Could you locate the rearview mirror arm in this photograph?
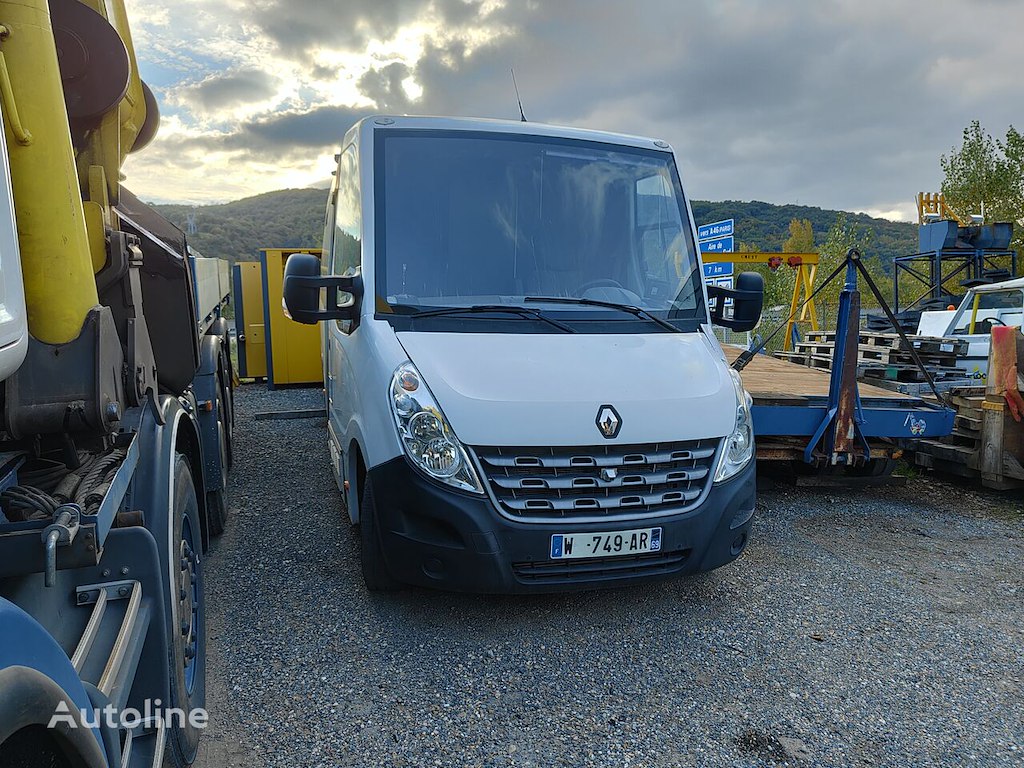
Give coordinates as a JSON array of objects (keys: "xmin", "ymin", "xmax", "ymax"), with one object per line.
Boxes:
[
  {"xmin": 707, "ymin": 284, "xmax": 762, "ymax": 331},
  {"xmin": 283, "ymin": 273, "xmax": 363, "ymax": 321}
]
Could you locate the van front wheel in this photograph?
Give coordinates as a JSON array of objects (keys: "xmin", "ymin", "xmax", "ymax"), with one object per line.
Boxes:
[{"xmin": 359, "ymin": 478, "xmax": 400, "ymax": 592}]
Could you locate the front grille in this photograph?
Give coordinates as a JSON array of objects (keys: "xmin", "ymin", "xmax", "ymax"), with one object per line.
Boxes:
[
  {"xmin": 473, "ymin": 439, "xmax": 718, "ymax": 522},
  {"xmin": 513, "ymin": 549, "xmax": 691, "ymax": 585}
]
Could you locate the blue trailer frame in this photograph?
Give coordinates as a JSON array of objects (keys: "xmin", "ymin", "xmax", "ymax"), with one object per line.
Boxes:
[{"xmin": 739, "ymin": 250, "xmax": 956, "ymax": 464}]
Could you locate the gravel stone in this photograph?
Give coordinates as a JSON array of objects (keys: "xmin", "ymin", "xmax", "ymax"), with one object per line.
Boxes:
[{"xmin": 197, "ymin": 384, "xmax": 1024, "ymax": 768}]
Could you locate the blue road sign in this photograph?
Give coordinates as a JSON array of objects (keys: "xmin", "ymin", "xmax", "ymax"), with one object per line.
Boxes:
[
  {"xmin": 697, "ymin": 219, "xmax": 734, "ymax": 241},
  {"xmin": 699, "ymin": 235, "xmax": 734, "ymax": 254},
  {"xmin": 703, "ymin": 262, "xmax": 734, "ymax": 278}
]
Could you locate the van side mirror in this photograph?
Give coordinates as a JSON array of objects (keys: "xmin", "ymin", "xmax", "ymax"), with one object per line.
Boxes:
[
  {"xmin": 707, "ymin": 271, "xmax": 763, "ymax": 332},
  {"xmin": 282, "ymin": 252, "xmax": 361, "ymax": 324}
]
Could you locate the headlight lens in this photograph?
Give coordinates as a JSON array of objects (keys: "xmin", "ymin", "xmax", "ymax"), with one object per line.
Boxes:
[
  {"xmin": 390, "ymin": 362, "xmax": 483, "ymax": 493},
  {"xmin": 714, "ymin": 368, "xmax": 755, "ymax": 483}
]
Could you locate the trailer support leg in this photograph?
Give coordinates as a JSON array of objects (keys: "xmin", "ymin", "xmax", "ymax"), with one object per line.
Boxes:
[{"xmin": 804, "ymin": 252, "xmax": 871, "ymax": 465}]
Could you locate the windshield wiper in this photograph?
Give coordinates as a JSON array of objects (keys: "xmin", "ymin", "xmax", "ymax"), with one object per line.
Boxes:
[
  {"xmin": 403, "ymin": 304, "xmax": 576, "ymax": 333},
  {"xmin": 524, "ymin": 296, "xmax": 680, "ymax": 333}
]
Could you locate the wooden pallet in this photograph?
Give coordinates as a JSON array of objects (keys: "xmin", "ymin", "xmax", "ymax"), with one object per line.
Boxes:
[
  {"xmin": 773, "ymin": 351, "xmax": 809, "ymax": 365},
  {"xmin": 908, "ymin": 329, "xmax": 1024, "ymax": 491},
  {"xmin": 858, "ymin": 362, "xmax": 965, "ymax": 383},
  {"xmin": 913, "ymin": 439, "xmax": 1024, "ymax": 490},
  {"xmin": 803, "ymin": 331, "xmax": 967, "ymax": 355},
  {"xmin": 850, "ymin": 377, "xmax": 981, "ymax": 396},
  {"xmin": 793, "ymin": 341, "xmax": 960, "ymax": 367},
  {"xmin": 777, "ymin": 351, "xmax": 966, "ymax": 383},
  {"xmin": 939, "ymin": 388, "xmax": 986, "ymax": 407}
]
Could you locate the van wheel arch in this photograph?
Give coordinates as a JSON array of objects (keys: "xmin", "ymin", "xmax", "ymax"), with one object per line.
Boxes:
[{"xmin": 346, "ymin": 442, "xmax": 366, "ymax": 525}]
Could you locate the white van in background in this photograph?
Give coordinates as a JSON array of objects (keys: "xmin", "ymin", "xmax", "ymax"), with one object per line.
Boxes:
[
  {"xmin": 917, "ymin": 277, "xmax": 1024, "ymax": 379},
  {"xmin": 284, "ymin": 116, "xmax": 764, "ymax": 593}
]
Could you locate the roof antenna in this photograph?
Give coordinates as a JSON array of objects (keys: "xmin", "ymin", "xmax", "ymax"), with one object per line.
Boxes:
[{"xmin": 510, "ymin": 67, "xmax": 527, "ymax": 122}]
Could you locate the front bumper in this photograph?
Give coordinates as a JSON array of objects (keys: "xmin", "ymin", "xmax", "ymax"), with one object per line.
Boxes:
[{"xmin": 367, "ymin": 455, "xmax": 756, "ymax": 594}]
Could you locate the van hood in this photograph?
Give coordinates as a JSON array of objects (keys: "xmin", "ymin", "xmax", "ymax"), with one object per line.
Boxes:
[{"xmin": 396, "ymin": 331, "xmax": 736, "ymax": 447}]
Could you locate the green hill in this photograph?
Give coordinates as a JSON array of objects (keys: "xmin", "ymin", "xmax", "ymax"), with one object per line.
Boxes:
[
  {"xmin": 150, "ymin": 188, "xmax": 918, "ymax": 264},
  {"xmin": 689, "ymin": 200, "xmax": 916, "ymax": 262},
  {"xmin": 151, "ymin": 188, "xmax": 327, "ymax": 262}
]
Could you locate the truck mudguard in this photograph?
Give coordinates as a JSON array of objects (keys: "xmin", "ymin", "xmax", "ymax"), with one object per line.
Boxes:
[
  {"xmin": 195, "ymin": 333, "xmax": 227, "ymax": 496},
  {"xmin": 126, "ymin": 393, "xmax": 208, "ymax": 555},
  {"xmin": 0, "ymin": 601, "xmax": 109, "ymax": 767}
]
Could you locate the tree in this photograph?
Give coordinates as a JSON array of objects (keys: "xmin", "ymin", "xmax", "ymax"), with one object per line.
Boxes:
[
  {"xmin": 940, "ymin": 121, "xmax": 1024, "ymax": 254},
  {"xmin": 735, "ymin": 219, "xmax": 817, "ymax": 312},
  {"xmin": 815, "ymin": 213, "xmax": 885, "ymax": 320},
  {"xmin": 783, "ymin": 218, "xmax": 815, "ymax": 253}
]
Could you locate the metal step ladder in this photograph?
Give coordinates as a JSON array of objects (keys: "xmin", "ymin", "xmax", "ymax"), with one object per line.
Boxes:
[{"xmin": 70, "ymin": 579, "xmax": 166, "ymax": 768}]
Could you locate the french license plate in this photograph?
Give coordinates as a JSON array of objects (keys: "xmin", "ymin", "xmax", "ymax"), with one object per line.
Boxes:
[{"xmin": 550, "ymin": 527, "xmax": 662, "ymax": 560}]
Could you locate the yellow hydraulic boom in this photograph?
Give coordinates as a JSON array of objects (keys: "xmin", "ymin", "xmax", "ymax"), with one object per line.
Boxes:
[
  {"xmin": 0, "ymin": 0, "xmax": 156, "ymax": 345},
  {"xmin": 0, "ymin": 0, "xmax": 96, "ymax": 344}
]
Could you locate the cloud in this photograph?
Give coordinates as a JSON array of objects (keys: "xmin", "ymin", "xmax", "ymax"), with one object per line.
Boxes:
[
  {"xmin": 390, "ymin": 0, "xmax": 1024, "ymax": 217},
  {"xmin": 357, "ymin": 62, "xmax": 413, "ymax": 113},
  {"xmin": 121, "ymin": 115, "xmax": 339, "ymax": 204},
  {"xmin": 173, "ymin": 68, "xmax": 281, "ymax": 113},
  {"xmin": 243, "ymin": 0, "xmax": 494, "ymax": 58},
  {"xmin": 123, "ymin": 0, "xmax": 1024, "ymax": 217},
  {"xmin": 234, "ymin": 105, "xmax": 373, "ymax": 152}
]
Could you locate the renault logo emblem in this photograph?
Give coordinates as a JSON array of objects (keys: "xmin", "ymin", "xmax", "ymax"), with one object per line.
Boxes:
[{"xmin": 596, "ymin": 404, "xmax": 622, "ymax": 439}]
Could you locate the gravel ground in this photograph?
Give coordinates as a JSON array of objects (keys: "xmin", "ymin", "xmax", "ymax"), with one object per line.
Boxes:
[{"xmin": 196, "ymin": 384, "xmax": 1023, "ymax": 768}]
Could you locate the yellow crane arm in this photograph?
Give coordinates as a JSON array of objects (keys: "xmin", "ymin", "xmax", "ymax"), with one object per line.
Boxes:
[
  {"xmin": 0, "ymin": 0, "xmax": 158, "ymax": 345},
  {"xmin": 0, "ymin": 0, "xmax": 97, "ymax": 344}
]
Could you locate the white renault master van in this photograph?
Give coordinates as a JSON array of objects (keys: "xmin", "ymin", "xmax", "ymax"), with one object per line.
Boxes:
[{"xmin": 283, "ymin": 116, "xmax": 763, "ymax": 593}]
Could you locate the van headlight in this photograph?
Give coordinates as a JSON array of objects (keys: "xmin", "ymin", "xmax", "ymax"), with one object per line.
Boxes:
[
  {"xmin": 714, "ymin": 368, "xmax": 754, "ymax": 483},
  {"xmin": 390, "ymin": 362, "xmax": 483, "ymax": 494}
]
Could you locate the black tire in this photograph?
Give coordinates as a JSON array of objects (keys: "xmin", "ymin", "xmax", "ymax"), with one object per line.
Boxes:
[
  {"xmin": 218, "ymin": 350, "xmax": 234, "ymax": 469},
  {"xmin": 851, "ymin": 458, "xmax": 898, "ymax": 477},
  {"xmin": 359, "ymin": 478, "xmax": 400, "ymax": 592},
  {"xmin": 166, "ymin": 455, "xmax": 206, "ymax": 768},
  {"xmin": 207, "ymin": 387, "xmax": 230, "ymax": 537}
]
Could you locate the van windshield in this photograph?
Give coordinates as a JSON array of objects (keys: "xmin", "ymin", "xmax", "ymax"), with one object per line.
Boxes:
[
  {"xmin": 949, "ymin": 288, "xmax": 1024, "ymax": 334},
  {"xmin": 375, "ymin": 130, "xmax": 706, "ymax": 329}
]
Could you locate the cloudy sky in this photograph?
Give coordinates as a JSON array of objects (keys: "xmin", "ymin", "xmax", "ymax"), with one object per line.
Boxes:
[{"xmin": 121, "ymin": 0, "xmax": 1024, "ymax": 220}]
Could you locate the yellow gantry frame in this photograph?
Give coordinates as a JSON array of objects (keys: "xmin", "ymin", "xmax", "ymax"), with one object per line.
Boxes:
[{"xmin": 701, "ymin": 251, "xmax": 820, "ymax": 350}]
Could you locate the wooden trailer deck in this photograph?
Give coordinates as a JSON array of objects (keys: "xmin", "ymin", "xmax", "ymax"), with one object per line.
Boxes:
[
  {"xmin": 723, "ymin": 346, "xmax": 907, "ymax": 404},
  {"xmin": 720, "ymin": 345, "xmax": 953, "ymax": 465}
]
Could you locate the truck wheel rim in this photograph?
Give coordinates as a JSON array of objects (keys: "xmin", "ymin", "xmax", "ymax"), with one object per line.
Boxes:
[{"xmin": 179, "ymin": 516, "xmax": 200, "ymax": 694}]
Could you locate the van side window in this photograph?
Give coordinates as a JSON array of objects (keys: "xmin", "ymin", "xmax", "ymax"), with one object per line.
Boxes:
[{"xmin": 332, "ymin": 146, "xmax": 361, "ymax": 277}]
